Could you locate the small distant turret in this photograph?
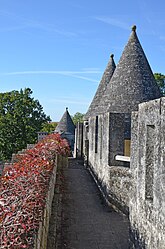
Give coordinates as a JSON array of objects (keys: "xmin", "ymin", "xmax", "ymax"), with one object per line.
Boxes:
[{"xmin": 55, "ymin": 108, "xmax": 75, "ymax": 151}]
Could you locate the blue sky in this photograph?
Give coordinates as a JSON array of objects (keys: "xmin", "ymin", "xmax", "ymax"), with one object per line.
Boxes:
[{"xmin": 0, "ymin": 0, "xmax": 165, "ymax": 121}]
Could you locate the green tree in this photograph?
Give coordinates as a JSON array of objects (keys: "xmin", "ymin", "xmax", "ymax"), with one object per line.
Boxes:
[
  {"xmin": 72, "ymin": 112, "xmax": 84, "ymax": 125},
  {"xmin": 0, "ymin": 88, "xmax": 50, "ymax": 160},
  {"xmin": 40, "ymin": 121, "xmax": 58, "ymax": 133},
  {"xmin": 154, "ymin": 73, "xmax": 165, "ymax": 96}
]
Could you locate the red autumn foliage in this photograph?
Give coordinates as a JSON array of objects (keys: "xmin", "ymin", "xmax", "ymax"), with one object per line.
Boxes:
[{"xmin": 0, "ymin": 134, "xmax": 70, "ymax": 248}]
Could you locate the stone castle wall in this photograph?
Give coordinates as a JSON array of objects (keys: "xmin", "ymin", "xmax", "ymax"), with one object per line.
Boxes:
[
  {"xmin": 75, "ymin": 97, "xmax": 165, "ymax": 248},
  {"xmin": 85, "ymin": 113, "xmax": 131, "ymax": 214},
  {"xmin": 129, "ymin": 97, "xmax": 165, "ymax": 248}
]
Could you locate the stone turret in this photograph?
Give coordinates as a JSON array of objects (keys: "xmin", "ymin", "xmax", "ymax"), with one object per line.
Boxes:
[
  {"xmin": 84, "ymin": 54, "xmax": 116, "ymax": 119},
  {"xmin": 55, "ymin": 107, "xmax": 75, "ymax": 135},
  {"xmin": 55, "ymin": 108, "xmax": 75, "ymax": 150},
  {"xmin": 101, "ymin": 25, "xmax": 162, "ymax": 113},
  {"xmin": 75, "ymin": 26, "xmax": 165, "ymax": 248}
]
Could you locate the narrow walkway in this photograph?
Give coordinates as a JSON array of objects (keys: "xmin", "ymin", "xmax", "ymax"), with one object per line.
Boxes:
[{"xmin": 47, "ymin": 158, "xmax": 130, "ymax": 249}]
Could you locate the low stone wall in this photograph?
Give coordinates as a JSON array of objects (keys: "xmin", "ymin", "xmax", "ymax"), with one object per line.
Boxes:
[
  {"xmin": 88, "ymin": 162, "xmax": 132, "ymax": 215},
  {"xmin": 34, "ymin": 155, "xmax": 68, "ymax": 249},
  {"xmin": 108, "ymin": 166, "xmax": 132, "ymax": 215}
]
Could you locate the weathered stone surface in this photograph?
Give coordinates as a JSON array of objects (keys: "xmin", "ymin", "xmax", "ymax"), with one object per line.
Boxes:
[
  {"xmin": 55, "ymin": 108, "xmax": 75, "ymax": 135},
  {"xmin": 75, "ymin": 26, "xmax": 165, "ymax": 249},
  {"xmin": 74, "ymin": 122, "xmax": 83, "ymax": 158},
  {"xmin": 34, "ymin": 155, "xmax": 68, "ymax": 249},
  {"xmin": 84, "ymin": 54, "xmax": 116, "ymax": 119},
  {"xmin": 86, "ymin": 112, "xmax": 131, "ymax": 214},
  {"xmin": 37, "ymin": 132, "xmax": 48, "ymax": 142},
  {"xmin": 108, "ymin": 166, "xmax": 132, "ymax": 214},
  {"xmin": 101, "ymin": 26, "xmax": 162, "ymax": 114},
  {"xmin": 88, "ymin": 113, "xmax": 110, "ymax": 186},
  {"xmin": 55, "ymin": 108, "xmax": 75, "ymax": 150},
  {"xmin": 108, "ymin": 113, "xmax": 125, "ymax": 166},
  {"xmin": 130, "ymin": 97, "xmax": 165, "ymax": 249}
]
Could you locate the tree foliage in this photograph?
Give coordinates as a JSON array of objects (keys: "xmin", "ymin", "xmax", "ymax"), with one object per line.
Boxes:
[
  {"xmin": 72, "ymin": 112, "xmax": 84, "ymax": 125},
  {"xmin": 40, "ymin": 121, "xmax": 58, "ymax": 133},
  {"xmin": 154, "ymin": 73, "xmax": 165, "ymax": 96},
  {"xmin": 0, "ymin": 88, "xmax": 50, "ymax": 160}
]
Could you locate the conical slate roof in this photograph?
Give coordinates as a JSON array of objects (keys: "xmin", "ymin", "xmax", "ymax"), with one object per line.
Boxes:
[
  {"xmin": 101, "ymin": 25, "xmax": 162, "ymax": 113},
  {"xmin": 84, "ymin": 54, "xmax": 116, "ymax": 119},
  {"xmin": 55, "ymin": 108, "xmax": 75, "ymax": 134}
]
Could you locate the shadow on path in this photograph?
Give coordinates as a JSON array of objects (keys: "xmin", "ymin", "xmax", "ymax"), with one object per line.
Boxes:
[{"xmin": 47, "ymin": 158, "xmax": 130, "ymax": 249}]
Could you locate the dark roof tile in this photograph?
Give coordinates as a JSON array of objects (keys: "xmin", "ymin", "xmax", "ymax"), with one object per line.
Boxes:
[
  {"xmin": 55, "ymin": 108, "xmax": 75, "ymax": 134},
  {"xmin": 84, "ymin": 54, "xmax": 116, "ymax": 119},
  {"xmin": 102, "ymin": 26, "xmax": 162, "ymax": 113}
]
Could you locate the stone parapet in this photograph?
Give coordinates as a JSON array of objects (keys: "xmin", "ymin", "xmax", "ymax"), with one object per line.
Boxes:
[
  {"xmin": 108, "ymin": 166, "xmax": 132, "ymax": 215},
  {"xmin": 33, "ymin": 155, "xmax": 68, "ymax": 249},
  {"xmin": 130, "ymin": 97, "xmax": 165, "ymax": 248}
]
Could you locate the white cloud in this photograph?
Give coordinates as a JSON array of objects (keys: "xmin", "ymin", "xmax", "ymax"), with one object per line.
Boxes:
[
  {"xmin": 65, "ymin": 74, "xmax": 99, "ymax": 83},
  {"xmin": 82, "ymin": 67, "xmax": 101, "ymax": 71},
  {"xmin": 2, "ymin": 70, "xmax": 101, "ymax": 75},
  {"xmin": 1, "ymin": 70, "xmax": 101, "ymax": 83},
  {"xmin": 94, "ymin": 16, "xmax": 129, "ymax": 30},
  {"xmin": 0, "ymin": 10, "xmax": 76, "ymax": 37}
]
